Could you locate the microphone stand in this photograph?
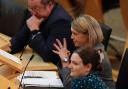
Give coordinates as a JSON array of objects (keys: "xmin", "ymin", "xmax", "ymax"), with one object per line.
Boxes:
[
  {"xmin": 18, "ymin": 54, "xmax": 34, "ymax": 89},
  {"xmin": 19, "ymin": 46, "xmax": 27, "ymax": 60}
]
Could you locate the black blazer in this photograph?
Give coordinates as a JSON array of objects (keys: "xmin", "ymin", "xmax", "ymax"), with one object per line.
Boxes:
[{"xmin": 10, "ymin": 3, "xmax": 76, "ymax": 64}]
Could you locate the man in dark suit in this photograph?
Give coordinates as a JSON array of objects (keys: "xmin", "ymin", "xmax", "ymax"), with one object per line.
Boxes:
[{"xmin": 4, "ymin": 0, "xmax": 75, "ymax": 65}]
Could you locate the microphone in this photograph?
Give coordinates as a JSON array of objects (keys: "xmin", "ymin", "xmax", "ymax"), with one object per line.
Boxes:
[
  {"xmin": 19, "ymin": 46, "xmax": 27, "ymax": 60},
  {"xmin": 18, "ymin": 53, "xmax": 35, "ymax": 89}
]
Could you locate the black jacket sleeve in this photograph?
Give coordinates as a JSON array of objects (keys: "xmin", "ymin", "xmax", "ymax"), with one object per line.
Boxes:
[
  {"xmin": 10, "ymin": 9, "xmax": 31, "ymax": 54},
  {"xmin": 29, "ymin": 20, "xmax": 75, "ymax": 64},
  {"xmin": 10, "ymin": 24, "xmax": 31, "ymax": 54}
]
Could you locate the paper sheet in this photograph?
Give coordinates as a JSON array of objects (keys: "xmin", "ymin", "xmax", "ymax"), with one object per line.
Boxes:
[
  {"xmin": 20, "ymin": 71, "xmax": 58, "ymax": 78},
  {"xmin": 17, "ymin": 71, "xmax": 63, "ymax": 88},
  {"xmin": 0, "ymin": 49, "xmax": 21, "ymax": 64}
]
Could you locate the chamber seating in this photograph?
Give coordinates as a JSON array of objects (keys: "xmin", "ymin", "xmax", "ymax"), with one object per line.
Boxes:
[
  {"xmin": 100, "ymin": 23, "xmax": 112, "ymax": 51},
  {"xmin": 0, "ymin": 0, "xmax": 26, "ymax": 37}
]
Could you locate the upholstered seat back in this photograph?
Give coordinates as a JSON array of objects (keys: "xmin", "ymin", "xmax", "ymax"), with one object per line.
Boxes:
[
  {"xmin": 100, "ymin": 23, "xmax": 112, "ymax": 51},
  {"xmin": 0, "ymin": 0, "xmax": 26, "ymax": 37}
]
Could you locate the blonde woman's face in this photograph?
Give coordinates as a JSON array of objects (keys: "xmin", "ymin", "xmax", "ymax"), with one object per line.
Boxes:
[
  {"xmin": 68, "ymin": 53, "xmax": 90, "ymax": 77},
  {"xmin": 71, "ymin": 28, "xmax": 89, "ymax": 47}
]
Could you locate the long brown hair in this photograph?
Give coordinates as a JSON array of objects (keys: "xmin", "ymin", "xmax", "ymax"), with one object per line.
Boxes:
[{"xmin": 74, "ymin": 47, "xmax": 103, "ymax": 71}]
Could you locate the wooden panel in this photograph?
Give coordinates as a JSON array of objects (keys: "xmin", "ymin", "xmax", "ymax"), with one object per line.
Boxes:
[
  {"xmin": 0, "ymin": 49, "xmax": 23, "ymax": 72},
  {"xmin": 0, "ymin": 33, "xmax": 11, "ymax": 49},
  {"xmin": 0, "ymin": 75, "xmax": 10, "ymax": 89},
  {"xmin": 0, "ymin": 65, "xmax": 19, "ymax": 79},
  {"xmin": 120, "ymin": 0, "xmax": 128, "ymax": 51},
  {"xmin": 120, "ymin": 0, "xmax": 128, "ymax": 31},
  {"xmin": 57, "ymin": 0, "xmax": 103, "ymax": 22},
  {"xmin": 124, "ymin": 36, "xmax": 128, "ymax": 55},
  {"xmin": 0, "ymin": 73, "xmax": 22, "ymax": 89},
  {"xmin": 0, "ymin": 73, "xmax": 20, "ymax": 89},
  {"xmin": 84, "ymin": 0, "xmax": 103, "ymax": 22}
]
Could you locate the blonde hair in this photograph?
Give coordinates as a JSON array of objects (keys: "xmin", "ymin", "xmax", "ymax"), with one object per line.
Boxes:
[{"xmin": 71, "ymin": 14, "xmax": 104, "ymax": 47}]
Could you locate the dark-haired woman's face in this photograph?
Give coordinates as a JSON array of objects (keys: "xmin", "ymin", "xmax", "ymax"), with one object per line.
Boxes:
[{"xmin": 68, "ymin": 53, "xmax": 91, "ymax": 77}]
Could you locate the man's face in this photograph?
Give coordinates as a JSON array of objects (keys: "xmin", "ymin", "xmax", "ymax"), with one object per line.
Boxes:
[{"xmin": 27, "ymin": 0, "xmax": 51, "ymax": 19}]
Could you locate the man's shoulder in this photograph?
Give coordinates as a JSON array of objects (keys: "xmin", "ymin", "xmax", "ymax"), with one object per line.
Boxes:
[
  {"xmin": 49, "ymin": 4, "xmax": 72, "ymax": 22},
  {"xmin": 54, "ymin": 4, "xmax": 71, "ymax": 17}
]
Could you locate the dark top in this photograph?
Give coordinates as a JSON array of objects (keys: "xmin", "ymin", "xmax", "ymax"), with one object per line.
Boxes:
[
  {"xmin": 10, "ymin": 3, "xmax": 75, "ymax": 64},
  {"xmin": 59, "ymin": 44, "xmax": 115, "ymax": 89},
  {"xmin": 71, "ymin": 72, "xmax": 109, "ymax": 89}
]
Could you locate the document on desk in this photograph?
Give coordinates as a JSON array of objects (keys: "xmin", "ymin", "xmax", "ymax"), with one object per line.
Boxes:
[
  {"xmin": 17, "ymin": 71, "xmax": 64, "ymax": 88},
  {"xmin": 0, "ymin": 49, "xmax": 21, "ymax": 64},
  {"xmin": 0, "ymin": 49, "xmax": 22, "ymax": 72}
]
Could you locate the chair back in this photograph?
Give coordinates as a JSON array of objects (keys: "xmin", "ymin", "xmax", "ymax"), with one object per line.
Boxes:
[
  {"xmin": 116, "ymin": 48, "xmax": 128, "ymax": 89},
  {"xmin": 0, "ymin": 0, "xmax": 26, "ymax": 37},
  {"xmin": 100, "ymin": 23, "xmax": 112, "ymax": 51}
]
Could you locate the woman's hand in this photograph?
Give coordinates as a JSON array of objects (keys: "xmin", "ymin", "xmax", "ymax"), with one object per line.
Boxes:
[{"xmin": 52, "ymin": 38, "xmax": 70, "ymax": 60}]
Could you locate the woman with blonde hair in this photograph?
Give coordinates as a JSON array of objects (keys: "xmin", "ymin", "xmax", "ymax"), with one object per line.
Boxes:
[
  {"xmin": 53, "ymin": 15, "xmax": 115, "ymax": 89},
  {"xmin": 71, "ymin": 15, "xmax": 103, "ymax": 47}
]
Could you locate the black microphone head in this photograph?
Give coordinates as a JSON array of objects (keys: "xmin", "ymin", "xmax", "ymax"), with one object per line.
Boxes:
[{"xmin": 29, "ymin": 54, "xmax": 34, "ymax": 61}]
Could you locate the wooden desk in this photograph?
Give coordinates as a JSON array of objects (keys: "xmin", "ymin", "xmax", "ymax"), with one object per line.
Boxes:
[
  {"xmin": 0, "ymin": 33, "xmax": 57, "ymax": 79},
  {"xmin": 14, "ymin": 47, "xmax": 57, "ymax": 71},
  {"xmin": 0, "ymin": 48, "xmax": 58, "ymax": 89},
  {"xmin": 0, "ymin": 47, "xmax": 57, "ymax": 79},
  {"xmin": 0, "ymin": 33, "xmax": 58, "ymax": 88},
  {"xmin": 0, "ymin": 33, "xmax": 11, "ymax": 49},
  {"xmin": 0, "ymin": 75, "xmax": 10, "ymax": 89}
]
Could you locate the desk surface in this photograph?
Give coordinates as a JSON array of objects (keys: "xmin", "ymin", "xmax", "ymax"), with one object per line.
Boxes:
[
  {"xmin": 14, "ymin": 47, "xmax": 57, "ymax": 71},
  {"xmin": 0, "ymin": 33, "xmax": 11, "ymax": 49},
  {"xmin": 0, "ymin": 47, "xmax": 58, "ymax": 79},
  {"xmin": 0, "ymin": 33, "xmax": 57, "ymax": 79},
  {"xmin": 0, "ymin": 33, "xmax": 59, "ymax": 89}
]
